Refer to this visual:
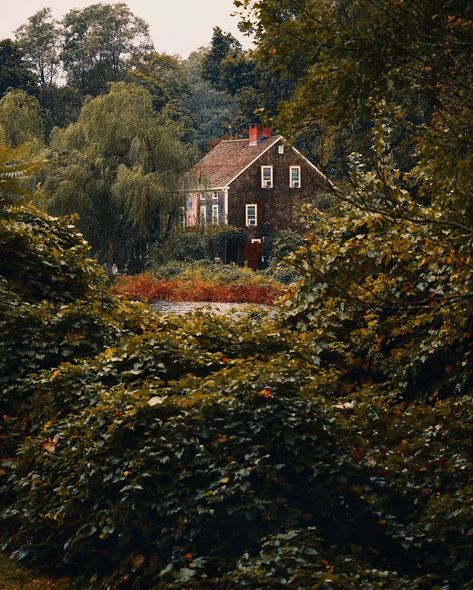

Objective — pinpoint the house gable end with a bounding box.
[224,136,283,189]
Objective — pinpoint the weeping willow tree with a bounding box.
[45,82,196,271]
[0,90,44,148]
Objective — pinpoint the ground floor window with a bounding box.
[246,204,257,227]
[212,204,219,224]
[200,204,206,225]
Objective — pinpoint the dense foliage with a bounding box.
[0,90,44,147]
[0,39,37,99]
[44,82,195,270]
[1,1,473,588]
[147,225,247,266]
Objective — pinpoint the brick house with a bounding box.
[185,124,332,267]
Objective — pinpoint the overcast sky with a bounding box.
[1,0,252,57]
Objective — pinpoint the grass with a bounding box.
[0,553,72,590]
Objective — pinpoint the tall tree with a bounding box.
[202,26,245,91]
[127,51,195,142]
[0,39,37,98]
[236,0,473,180]
[128,52,189,111]
[61,3,153,96]
[201,26,298,139]
[183,49,236,151]
[45,82,195,270]
[15,8,61,98]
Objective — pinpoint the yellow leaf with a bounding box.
[65,332,86,345]
[131,555,145,570]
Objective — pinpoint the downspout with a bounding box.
[224,187,229,263]
[224,187,229,225]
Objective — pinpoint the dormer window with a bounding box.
[290,166,301,188]
[261,166,273,188]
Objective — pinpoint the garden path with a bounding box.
[150,301,274,317]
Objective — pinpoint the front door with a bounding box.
[244,240,264,269]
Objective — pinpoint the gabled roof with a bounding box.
[189,135,283,190]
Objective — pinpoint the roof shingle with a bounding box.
[189,136,282,189]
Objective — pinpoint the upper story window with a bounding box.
[246,204,257,227]
[261,165,273,188]
[212,191,219,200]
[212,204,219,225]
[278,144,284,155]
[199,192,206,201]
[290,166,301,188]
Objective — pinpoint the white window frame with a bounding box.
[278,144,284,155]
[290,165,301,188]
[212,191,219,200]
[199,192,206,201]
[199,204,206,226]
[246,204,257,227]
[261,165,273,188]
[211,204,219,225]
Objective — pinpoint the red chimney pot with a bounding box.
[249,124,271,145]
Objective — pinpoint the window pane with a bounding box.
[261,166,273,188]
[290,166,301,187]
[246,204,257,226]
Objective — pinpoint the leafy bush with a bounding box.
[148,225,247,266]
[3,139,473,588]
[3,310,473,588]
[148,229,208,264]
[224,528,425,589]
[4,356,336,585]
[265,229,306,284]
[0,204,149,461]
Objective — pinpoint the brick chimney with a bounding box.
[249,123,271,146]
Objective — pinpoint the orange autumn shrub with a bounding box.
[113,272,284,304]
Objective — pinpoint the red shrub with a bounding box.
[113,274,284,304]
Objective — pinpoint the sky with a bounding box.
[1,0,252,58]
